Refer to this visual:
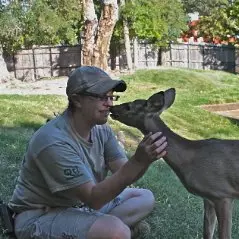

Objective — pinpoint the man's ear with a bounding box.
[70,95,82,108]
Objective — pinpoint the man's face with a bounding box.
[79,91,118,125]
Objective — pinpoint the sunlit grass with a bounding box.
[1,68,239,238]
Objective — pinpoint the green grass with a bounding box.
[1,68,239,238]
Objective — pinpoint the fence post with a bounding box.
[80,43,82,67]
[32,48,36,80]
[235,47,239,73]
[169,43,172,66]
[49,46,53,77]
[13,53,16,79]
[187,44,190,68]
[233,46,236,73]
[133,38,138,69]
[144,41,147,67]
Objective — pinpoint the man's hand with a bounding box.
[134,132,167,165]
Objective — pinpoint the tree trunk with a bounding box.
[82,0,98,66]
[92,0,118,70]
[120,0,133,71]
[0,49,11,83]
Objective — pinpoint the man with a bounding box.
[9,66,168,239]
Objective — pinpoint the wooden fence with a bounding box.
[4,45,82,81]
[161,43,238,72]
[4,42,239,81]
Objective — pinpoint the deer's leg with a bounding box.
[203,199,217,239]
[214,198,233,239]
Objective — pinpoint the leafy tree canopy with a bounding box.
[199,1,239,43]
[0,0,82,53]
[116,0,187,46]
[1,0,188,52]
[181,0,228,16]
[0,1,24,52]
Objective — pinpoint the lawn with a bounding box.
[1,68,239,238]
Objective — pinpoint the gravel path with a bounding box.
[0,77,68,95]
[0,67,163,95]
[0,71,125,95]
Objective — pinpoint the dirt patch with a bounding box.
[0,77,68,95]
[0,71,129,96]
[201,103,239,120]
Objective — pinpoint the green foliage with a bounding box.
[115,0,187,46]
[46,0,83,43]
[0,0,83,53]
[23,1,64,46]
[0,2,25,52]
[0,0,188,53]
[181,0,228,16]
[199,1,239,42]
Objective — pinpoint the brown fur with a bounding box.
[110,88,239,239]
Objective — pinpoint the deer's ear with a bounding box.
[163,88,176,110]
[147,91,165,109]
[147,88,176,112]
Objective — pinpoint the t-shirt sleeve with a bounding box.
[35,142,94,193]
[104,127,128,163]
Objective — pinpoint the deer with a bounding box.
[110,88,239,239]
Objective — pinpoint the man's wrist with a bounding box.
[116,156,149,185]
[131,154,150,167]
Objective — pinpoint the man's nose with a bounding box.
[104,97,113,106]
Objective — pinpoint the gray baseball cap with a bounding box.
[66,66,127,96]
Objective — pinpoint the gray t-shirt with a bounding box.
[9,111,127,213]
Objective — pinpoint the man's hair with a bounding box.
[67,98,75,112]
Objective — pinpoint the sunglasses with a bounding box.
[78,92,120,102]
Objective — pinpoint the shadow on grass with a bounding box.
[14,110,57,131]
[227,117,239,127]
[16,111,60,130]
[0,126,34,239]
[17,121,43,130]
[0,126,34,200]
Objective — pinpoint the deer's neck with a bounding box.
[143,115,195,176]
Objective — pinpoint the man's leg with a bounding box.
[108,188,155,226]
[87,214,131,239]
[14,207,130,239]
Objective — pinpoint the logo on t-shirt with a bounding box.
[63,166,83,180]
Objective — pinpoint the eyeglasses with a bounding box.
[78,92,120,101]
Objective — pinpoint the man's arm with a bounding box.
[64,157,149,209]
[64,132,167,210]
[108,158,127,174]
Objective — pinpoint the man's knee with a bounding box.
[122,188,155,216]
[121,187,155,212]
[87,214,131,239]
[110,221,131,239]
[141,188,155,211]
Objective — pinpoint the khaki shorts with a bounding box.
[14,196,122,239]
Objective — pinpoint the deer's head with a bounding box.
[110,88,176,129]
